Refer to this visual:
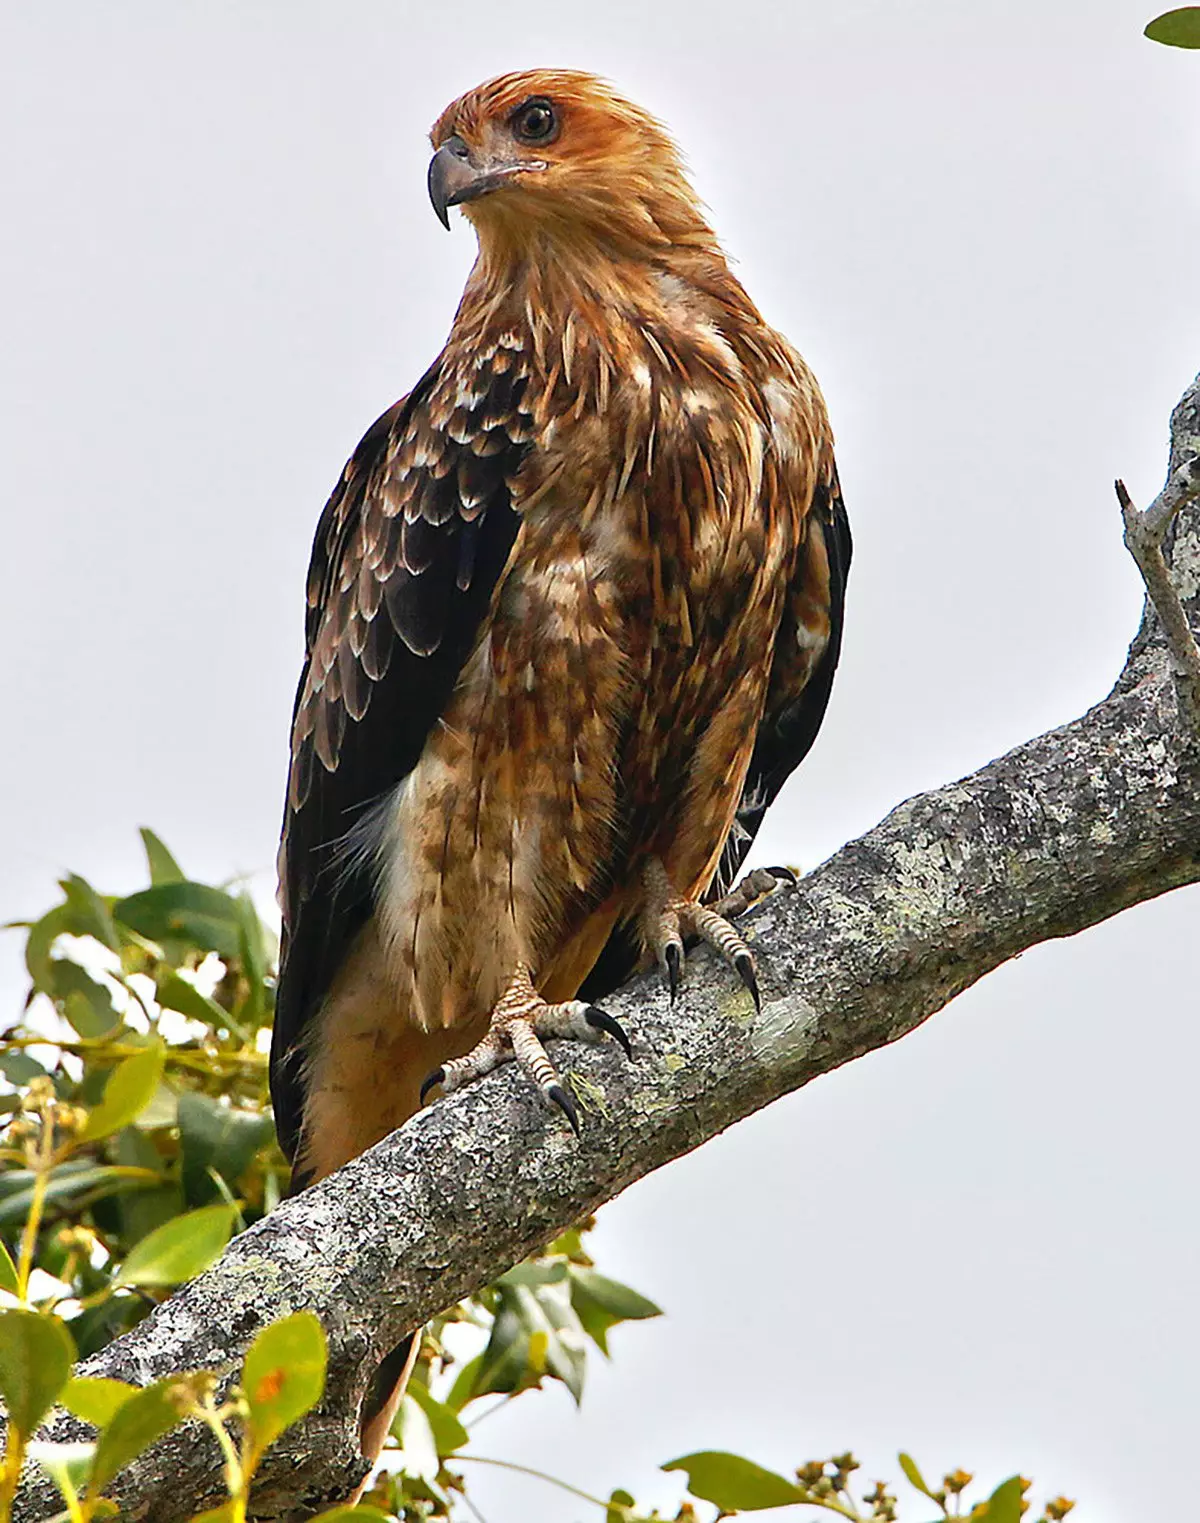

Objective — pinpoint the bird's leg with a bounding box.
[419,962,630,1134]
[641,857,761,1011]
[707,865,797,921]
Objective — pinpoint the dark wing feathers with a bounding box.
[271,350,533,1161]
[721,469,852,883]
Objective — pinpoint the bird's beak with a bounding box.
[427,135,539,229]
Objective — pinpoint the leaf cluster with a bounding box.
[2,834,1079,1523]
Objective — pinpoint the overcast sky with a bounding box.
[3,2,1199,1519]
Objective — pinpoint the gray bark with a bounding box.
[14,373,1200,1523]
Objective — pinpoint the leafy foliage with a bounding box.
[2,833,1078,1523]
[1145,6,1200,46]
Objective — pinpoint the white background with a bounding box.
[2,2,1198,1518]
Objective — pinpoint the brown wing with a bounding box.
[271,345,535,1164]
[580,461,850,1002]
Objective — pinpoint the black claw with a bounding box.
[769,865,798,886]
[419,1066,445,1104]
[734,951,761,1013]
[584,1005,632,1059]
[664,940,683,1002]
[547,1082,580,1136]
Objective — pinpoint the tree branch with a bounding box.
[1117,456,1200,732]
[14,372,1200,1523]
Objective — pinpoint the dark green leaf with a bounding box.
[981,1476,1026,1522]
[662,1452,806,1511]
[178,1092,272,1207]
[243,1311,327,1454]
[899,1452,934,1498]
[0,1048,49,1086]
[58,875,120,952]
[81,1046,165,1141]
[114,1128,177,1243]
[23,905,76,994]
[234,892,272,1026]
[60,1377,137,1428]
[114,883,244,961]
[568,1267,661,1354]
[474,1278,587,1403]
[139,828,184,886]
[0,1310,76,1435]
[89,1379,188,1492]
[116,1203,237,1288]
[407,1379,468,1456]
[49,962,119,1037]
[155,971,232,1033]
[0,1161,158,1226]
[1145,6,1200,45]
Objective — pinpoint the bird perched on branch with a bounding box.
[271,68,850,1193]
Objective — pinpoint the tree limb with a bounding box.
[14,371,1200,1523]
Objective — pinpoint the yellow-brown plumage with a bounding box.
[272,69,849,1189]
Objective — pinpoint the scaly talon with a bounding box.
[663,941,683,1003]
[642,857,761,1008]
[419,964,631,1128]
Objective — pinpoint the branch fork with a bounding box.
[1116,454,1200,733]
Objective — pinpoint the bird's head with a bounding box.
[428,70,715,263]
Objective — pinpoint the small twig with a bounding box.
[1116,457,1200,734]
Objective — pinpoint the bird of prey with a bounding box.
[271,69,850,1196]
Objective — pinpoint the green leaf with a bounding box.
[23,904,76,993]
[243,1311,327,1454]
[139,828,184,885]
[309,1509,395,1523]
[58,875,120,952]
[178,1092,272,1207]
[155,971,232,1033]
[981,1476,1026,1522]
[1145,6,1200,45]
[49,962,119,1037]
[61,1377,138,1428]
[27,1440,97,1499]
[662,1452,807,1512]
[0,1162,159,1227]
[80,1046,165,1142]
[0,1237,18,1295]
[234,892,273,1026]
[114,883,244,961]
[0,1310,76,1436]
[116,1203,237,1288]
[395,1392,440,1482]
[473,1277,588,1403]
[607,1488,637,1523]
[898,1452,934,1499]
[0,1048,49,1086]
[89,1379,187,1492]
[443,1352,483,1413]
[568,1267,661,1355]
[407,1379,468,1456]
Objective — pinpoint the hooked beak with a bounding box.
[427,135,541,229]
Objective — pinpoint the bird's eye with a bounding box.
[511,98,558,144]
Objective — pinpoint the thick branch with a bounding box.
[14,373,1200,1523]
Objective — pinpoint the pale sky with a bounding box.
[2,2,1199,1519]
